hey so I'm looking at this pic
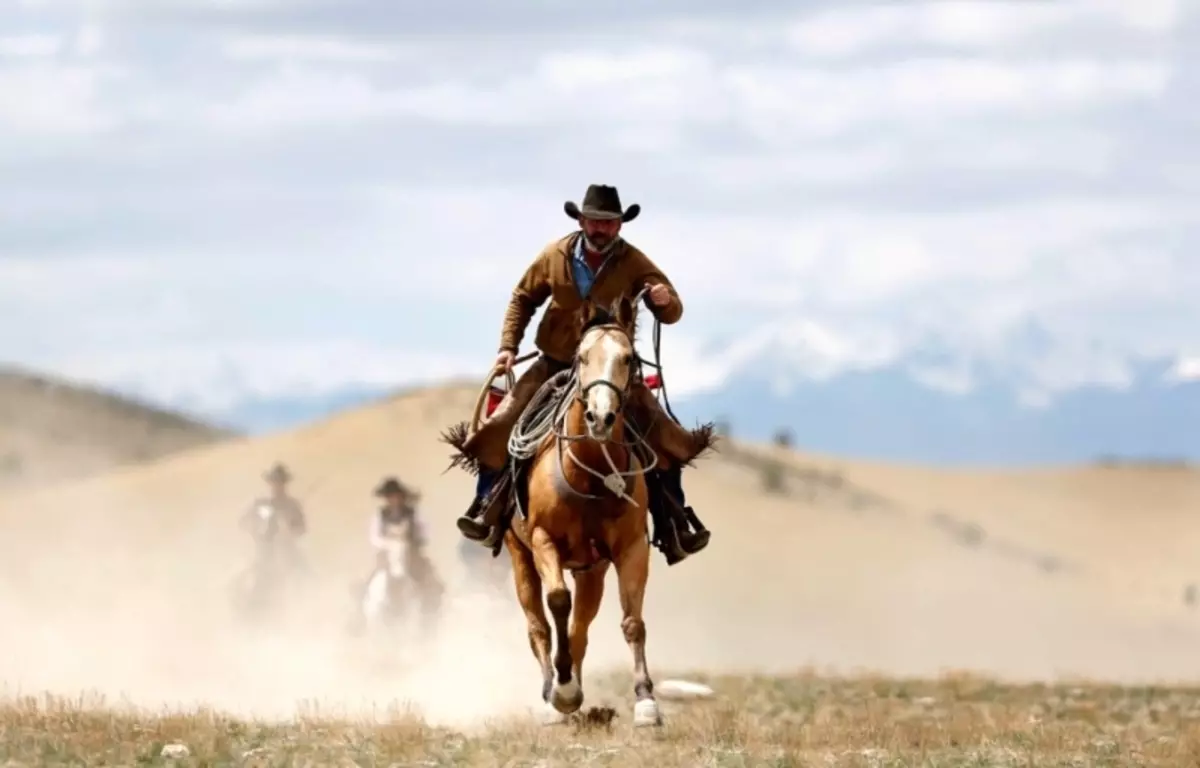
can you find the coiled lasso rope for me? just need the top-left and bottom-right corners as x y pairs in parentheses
(507, 369), (578, 462)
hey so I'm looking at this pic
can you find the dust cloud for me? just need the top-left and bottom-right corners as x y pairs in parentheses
(0, 505), (562, 728)
(5, 487), (1200, 730)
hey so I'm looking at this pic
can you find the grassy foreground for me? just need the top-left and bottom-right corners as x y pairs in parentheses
(4, 672), (1200, 767)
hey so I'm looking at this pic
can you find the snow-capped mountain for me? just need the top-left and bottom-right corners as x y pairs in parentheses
(671, 358), (1199, 466)
(204, 352), (1198, 467)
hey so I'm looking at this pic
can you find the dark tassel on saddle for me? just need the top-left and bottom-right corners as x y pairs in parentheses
(677, 421), (719, 468)
(439, 420), (483, 477)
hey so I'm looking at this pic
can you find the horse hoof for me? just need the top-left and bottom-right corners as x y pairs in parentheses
(633, 698), (663, 728)
(540, 702), (569, 726)
(550, 680), (583, 714)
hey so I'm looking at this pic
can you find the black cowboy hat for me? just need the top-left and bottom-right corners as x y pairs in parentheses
(375, 476), (419, 500)
(263, 462), (291, 483)
(564, 184), (640, 223)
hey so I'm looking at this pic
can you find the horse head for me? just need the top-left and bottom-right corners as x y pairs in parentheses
(576, 297), (638, 443)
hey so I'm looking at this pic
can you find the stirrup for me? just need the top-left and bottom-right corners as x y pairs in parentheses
(678, 527), (710, 555)
(483, 524), (506, 550)
(650, 517), (690, 566)
(677, 506), (710, 554)
(660, 535), (689, 566)
(457, 516), (492, 541)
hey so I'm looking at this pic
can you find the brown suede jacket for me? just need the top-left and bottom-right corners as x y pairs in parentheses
(498, 231), (683, 363)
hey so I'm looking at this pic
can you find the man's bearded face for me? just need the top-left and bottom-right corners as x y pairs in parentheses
(581, 217), (621, 252)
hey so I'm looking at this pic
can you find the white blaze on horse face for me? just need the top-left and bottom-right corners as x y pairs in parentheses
(580, 328), (632, 441)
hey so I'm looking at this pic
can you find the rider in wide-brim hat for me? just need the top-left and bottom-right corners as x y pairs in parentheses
(263, 462), (292, 484)
(448, 182), (713, 566)
(374, 476), (419, 501)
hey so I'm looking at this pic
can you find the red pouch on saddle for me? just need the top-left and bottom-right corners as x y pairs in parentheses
(485, 386), (506, 417)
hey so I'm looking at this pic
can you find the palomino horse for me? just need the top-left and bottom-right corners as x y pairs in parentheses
(504, 298), (665, 727)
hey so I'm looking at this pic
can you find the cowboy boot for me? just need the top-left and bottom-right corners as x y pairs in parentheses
(646, 470), (690, 565)
(661, 464), (710, 556)
(456, 469), (498, 542)
(480, 469), (516, 550)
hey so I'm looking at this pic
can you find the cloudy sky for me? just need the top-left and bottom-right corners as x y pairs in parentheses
(1, 0), (1196, 418)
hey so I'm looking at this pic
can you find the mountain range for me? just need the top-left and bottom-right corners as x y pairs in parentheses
(196, 356), (1197, 467)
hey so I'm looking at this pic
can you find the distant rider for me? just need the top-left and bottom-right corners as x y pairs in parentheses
(368, 476), (441, 616)
(239, 461), (308, 574)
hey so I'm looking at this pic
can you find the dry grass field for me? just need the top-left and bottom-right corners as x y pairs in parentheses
(6, 673), (1200, 766)
(2, 377), (1200, 766)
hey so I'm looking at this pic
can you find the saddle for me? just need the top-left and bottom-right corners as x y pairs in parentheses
(474, 368), (670, 560)
(473, 370), (577, 557)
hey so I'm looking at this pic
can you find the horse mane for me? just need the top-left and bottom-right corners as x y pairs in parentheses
(581, 296), (641, 345)
(580, 308), (617, 337)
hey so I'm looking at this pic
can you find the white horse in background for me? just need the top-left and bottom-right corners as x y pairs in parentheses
(352, 511), (442, 640)
(360, 536), (413, 631)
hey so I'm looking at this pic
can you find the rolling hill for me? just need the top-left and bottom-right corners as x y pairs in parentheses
(142, 355), (1200, 466)
(0, 366), (234, 492)
(0, 381), (1198, 724)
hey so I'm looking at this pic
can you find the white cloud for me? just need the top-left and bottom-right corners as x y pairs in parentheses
(908, 364), (976, 396)
(0, 0), (1195, 419)
(656, 319), (907, 401)
(623, 196), (1191, 320)
(787, 0), (1182, 58)
(48, 339), (479, 415)
(0, 62), (119, 136)
(220, 34), (405, 62)
(0, 34), (62, 57)
(1167, 357), (1200, 383)
(74, 25), (104, 56)
(191, 51), (1169, 142)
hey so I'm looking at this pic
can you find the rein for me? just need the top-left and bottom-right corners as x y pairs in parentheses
(554, 329), (655, 506)
(552, 290), (662, 506)
(505, 286), (675, 516)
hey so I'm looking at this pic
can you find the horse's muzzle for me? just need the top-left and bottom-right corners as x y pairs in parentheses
(584, 408), (617, 437)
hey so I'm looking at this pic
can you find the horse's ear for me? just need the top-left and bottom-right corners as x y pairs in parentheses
(609, 295), (634, 333)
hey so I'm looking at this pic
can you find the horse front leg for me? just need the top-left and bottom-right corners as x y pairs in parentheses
(360, 567), (389, 630)
(568, 563), (608, 695)
(506, 530), (559, 722)
(530, 526), (583, 715)
(614, 533), (661, 727)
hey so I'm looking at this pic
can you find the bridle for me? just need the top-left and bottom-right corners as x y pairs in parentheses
(504, 286), (664, 514)
(567, 283), (653, 425)
(553, 314), (657, 506)
(572, 325), (634, 418)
